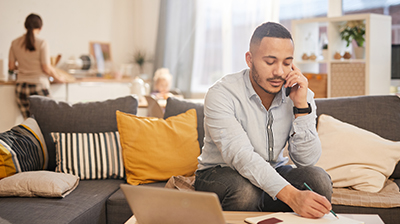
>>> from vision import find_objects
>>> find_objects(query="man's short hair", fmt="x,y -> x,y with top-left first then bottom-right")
250,22 -> 293,51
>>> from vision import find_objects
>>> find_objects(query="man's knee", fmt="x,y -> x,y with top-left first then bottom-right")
195,167 -> 262,211
222,180 -> 262,211
299,166 -> 333,201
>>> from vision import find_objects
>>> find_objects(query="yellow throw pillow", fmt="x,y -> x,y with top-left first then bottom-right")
316,114 -> 400,193
116,109 -> 200,185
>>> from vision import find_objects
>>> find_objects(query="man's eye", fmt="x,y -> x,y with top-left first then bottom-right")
266,62 -> 273,65
284,63 -> 291,66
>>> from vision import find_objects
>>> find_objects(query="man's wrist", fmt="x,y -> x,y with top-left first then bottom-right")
293,101 -> 308,109
276,185 -> 299,205
293,103 -> 311,115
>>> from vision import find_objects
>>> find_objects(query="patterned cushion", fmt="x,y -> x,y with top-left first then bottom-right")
0,118 -> 47,179
51,131 -> 124,180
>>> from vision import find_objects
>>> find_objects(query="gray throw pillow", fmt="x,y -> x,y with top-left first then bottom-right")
29,95 -> 138,171
164,97 -> 205,150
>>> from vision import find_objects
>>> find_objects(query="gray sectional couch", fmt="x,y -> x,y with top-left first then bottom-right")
0,94 -> 399,224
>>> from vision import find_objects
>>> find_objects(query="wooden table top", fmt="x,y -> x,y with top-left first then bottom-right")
125,211 -> 383,224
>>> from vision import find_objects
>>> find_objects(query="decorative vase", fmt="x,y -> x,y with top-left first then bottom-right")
354,46 -> 365,59
343,52 -> 352,59
333,52 -> 342,60
131,76 -> 146,99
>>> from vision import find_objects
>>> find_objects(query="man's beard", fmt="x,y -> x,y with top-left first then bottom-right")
251,64 -> 284,95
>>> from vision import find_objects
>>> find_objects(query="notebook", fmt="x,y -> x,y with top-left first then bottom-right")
244,212 -> 364,224
120,184 -> 226,224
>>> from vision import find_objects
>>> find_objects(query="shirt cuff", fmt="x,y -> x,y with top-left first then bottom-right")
291,113 -> 316,134
266,176 -> 291,199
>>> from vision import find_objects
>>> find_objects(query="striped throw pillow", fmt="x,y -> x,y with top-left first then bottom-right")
0,118 -> 47,179
51,132 -> 125,180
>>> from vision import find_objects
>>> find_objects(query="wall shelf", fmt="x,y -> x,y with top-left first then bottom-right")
292,13 -> 391,97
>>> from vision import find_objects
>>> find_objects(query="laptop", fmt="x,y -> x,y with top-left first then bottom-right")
120,184 -> 226,224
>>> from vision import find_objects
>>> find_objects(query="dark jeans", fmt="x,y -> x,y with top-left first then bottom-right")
194,165 -> 332,212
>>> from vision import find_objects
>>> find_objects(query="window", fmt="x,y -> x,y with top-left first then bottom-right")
342,0 -> 400,44
190,0 -> 279,94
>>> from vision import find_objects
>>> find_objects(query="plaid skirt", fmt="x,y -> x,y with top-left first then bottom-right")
15,83 -> 49,119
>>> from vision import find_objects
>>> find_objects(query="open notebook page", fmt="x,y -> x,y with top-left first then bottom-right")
244,212 -> 364,224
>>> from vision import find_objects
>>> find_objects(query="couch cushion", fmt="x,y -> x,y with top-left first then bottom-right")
0,179 -> 124,224
164,97 -> 205,150
315,95 -> 400,179
0,171 -> 79,198
332,179 -> 400,208
316,114 -> 400,192
51,131 -> 124,180
29,95 -> 138,171
0,118 -> 47,179
116,109 -> 200,185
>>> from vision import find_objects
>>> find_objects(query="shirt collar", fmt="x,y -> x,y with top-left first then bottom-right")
243,69 -> 257,99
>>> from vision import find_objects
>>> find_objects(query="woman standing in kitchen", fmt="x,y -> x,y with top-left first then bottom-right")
8,13 -> 64,119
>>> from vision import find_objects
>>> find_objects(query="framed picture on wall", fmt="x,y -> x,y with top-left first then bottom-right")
89,42 -> 111,74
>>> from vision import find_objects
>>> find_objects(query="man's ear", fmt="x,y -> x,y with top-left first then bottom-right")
245,51 -> 252,68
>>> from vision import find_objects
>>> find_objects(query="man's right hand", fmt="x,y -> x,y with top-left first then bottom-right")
276,185 -> 331,218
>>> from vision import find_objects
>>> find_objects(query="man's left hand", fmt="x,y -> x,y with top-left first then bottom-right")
284,64 -> 309,109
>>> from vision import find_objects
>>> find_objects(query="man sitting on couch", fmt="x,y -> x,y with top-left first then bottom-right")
194,22 -> 332,218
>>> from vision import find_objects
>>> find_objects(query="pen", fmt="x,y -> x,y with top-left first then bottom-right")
303,182 -> 338,219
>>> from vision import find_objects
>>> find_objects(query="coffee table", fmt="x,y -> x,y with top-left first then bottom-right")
125,211 -> 384,224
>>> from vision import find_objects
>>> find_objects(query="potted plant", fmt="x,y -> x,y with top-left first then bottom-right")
339,20 -> 365,59
322,44 -> 328,60
131,50 -> 149,99
133,50 -> 146,74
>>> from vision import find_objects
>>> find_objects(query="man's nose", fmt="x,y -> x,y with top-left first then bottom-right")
273,64 -> 285,76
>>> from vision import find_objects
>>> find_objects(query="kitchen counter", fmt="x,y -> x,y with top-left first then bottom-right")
0,77 -> 134,85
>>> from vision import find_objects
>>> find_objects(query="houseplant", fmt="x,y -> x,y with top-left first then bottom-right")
131,50 -> 149,99
339,20 -> 365,59
133,50 -> 147,74
322,44 -> 328,60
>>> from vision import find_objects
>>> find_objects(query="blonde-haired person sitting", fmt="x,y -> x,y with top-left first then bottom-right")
151,68 -> 175,100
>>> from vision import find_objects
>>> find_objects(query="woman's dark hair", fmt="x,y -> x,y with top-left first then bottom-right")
24,13 -> 42,51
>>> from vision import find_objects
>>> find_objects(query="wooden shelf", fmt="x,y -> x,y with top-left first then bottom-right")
292,13 -> 391,97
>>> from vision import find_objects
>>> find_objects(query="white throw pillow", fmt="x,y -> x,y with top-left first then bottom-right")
316,114 -> 400,193
0,171 -> 79,198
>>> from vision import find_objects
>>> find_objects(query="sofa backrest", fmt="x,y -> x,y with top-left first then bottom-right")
29,95 -> 138,171
164,97 -> 205,151
315,95 -> 400,142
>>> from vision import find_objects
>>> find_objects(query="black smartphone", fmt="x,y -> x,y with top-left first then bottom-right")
284,81 -> 291,97
285,66 -> 294,97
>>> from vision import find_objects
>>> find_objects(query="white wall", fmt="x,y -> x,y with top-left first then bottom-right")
0,0 -> 160,75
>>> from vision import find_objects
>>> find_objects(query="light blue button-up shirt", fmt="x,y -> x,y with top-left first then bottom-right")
197,69 -> 321,198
